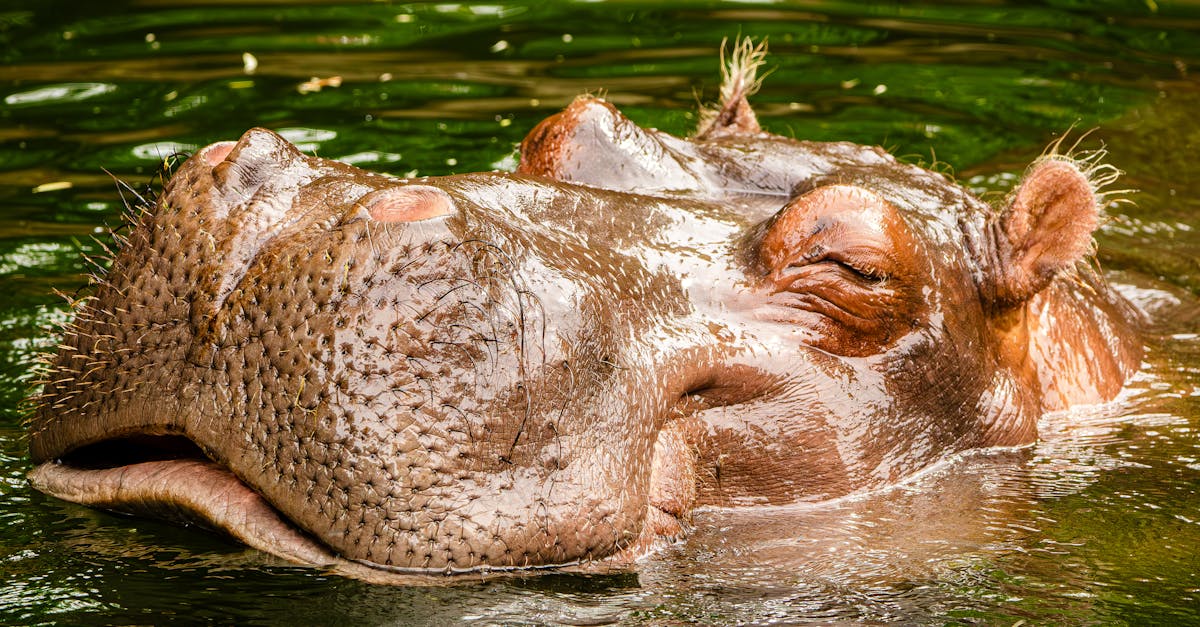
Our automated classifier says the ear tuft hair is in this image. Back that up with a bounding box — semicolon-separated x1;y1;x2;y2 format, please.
695;37;769;139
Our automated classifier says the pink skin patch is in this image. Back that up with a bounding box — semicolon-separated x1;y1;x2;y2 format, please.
358;186;456;223
200;141;237;167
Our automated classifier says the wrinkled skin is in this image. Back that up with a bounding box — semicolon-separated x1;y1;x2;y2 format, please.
27;54;1140;580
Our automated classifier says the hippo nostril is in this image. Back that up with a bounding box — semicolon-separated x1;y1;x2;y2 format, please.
355;185;456;223
211;127;301;195
200;141;237;167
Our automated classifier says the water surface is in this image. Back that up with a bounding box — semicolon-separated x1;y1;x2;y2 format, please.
1;1;1198;624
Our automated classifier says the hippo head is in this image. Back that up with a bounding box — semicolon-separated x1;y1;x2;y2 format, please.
27;44;1140;580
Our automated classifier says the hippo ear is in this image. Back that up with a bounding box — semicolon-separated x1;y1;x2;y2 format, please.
983;159;1099;309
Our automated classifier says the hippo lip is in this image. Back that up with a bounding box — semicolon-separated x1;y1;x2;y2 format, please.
27;433;358;570
27;430;681;578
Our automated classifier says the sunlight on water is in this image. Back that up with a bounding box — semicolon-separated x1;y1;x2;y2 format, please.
3;83;117;107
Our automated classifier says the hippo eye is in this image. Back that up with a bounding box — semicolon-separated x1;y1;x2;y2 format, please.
830;256;888;283
780;253;888;286
755;184;926;355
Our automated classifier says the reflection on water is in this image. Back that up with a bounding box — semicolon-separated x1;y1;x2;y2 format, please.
2;1;1199;624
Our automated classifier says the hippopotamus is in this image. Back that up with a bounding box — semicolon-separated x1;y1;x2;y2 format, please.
26;40;1140;581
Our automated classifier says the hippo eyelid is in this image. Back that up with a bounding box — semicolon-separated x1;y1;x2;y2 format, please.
827;254;889;282
782;249;890;284
779;260;886;287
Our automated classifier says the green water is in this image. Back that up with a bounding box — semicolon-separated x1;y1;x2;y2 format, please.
1;1;1198;624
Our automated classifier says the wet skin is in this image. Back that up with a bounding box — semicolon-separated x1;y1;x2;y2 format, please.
27;79;1140;580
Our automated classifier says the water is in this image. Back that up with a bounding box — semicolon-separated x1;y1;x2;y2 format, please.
2;1;1198;624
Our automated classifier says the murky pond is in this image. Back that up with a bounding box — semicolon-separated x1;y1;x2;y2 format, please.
2;1;1198;624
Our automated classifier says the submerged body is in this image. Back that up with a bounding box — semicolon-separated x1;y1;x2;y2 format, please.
27;43;1140;580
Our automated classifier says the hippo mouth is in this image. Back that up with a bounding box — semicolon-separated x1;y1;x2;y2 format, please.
29;426;690;580
28;433;379;574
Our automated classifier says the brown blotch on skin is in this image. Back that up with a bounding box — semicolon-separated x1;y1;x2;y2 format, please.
517;98;592;179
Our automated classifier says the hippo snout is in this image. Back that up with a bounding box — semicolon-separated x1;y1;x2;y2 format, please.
29;128;687;575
